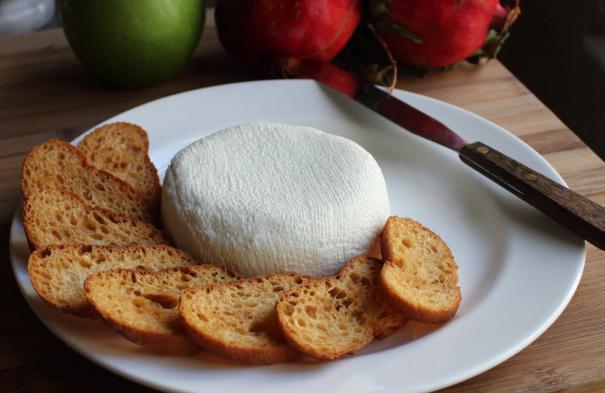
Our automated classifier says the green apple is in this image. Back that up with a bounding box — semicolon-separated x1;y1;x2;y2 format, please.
61;0;205;87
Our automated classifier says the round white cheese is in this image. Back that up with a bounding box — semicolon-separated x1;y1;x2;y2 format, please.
162;123;390;277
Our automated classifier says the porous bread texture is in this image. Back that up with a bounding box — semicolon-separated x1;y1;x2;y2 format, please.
341;257;407;340
162;123;390;278
28;245;197;317
380;216;461;323
23;190;166;249
21;139;155;222
276;256;406;360
84;265;240;354
77;122;161;210
179;272;310;364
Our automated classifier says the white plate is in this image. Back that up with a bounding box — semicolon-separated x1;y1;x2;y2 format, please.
10;80;585;393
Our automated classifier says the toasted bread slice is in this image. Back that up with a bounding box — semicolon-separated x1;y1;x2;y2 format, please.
21;140;155;222
84;265;240;354
23;190;166;249
179;273;311;364
340;257;407;340
276;257;406;360
380;216;461;323
28;245;196;317
77;123;160;210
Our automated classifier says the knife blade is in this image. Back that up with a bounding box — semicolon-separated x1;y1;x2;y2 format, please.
290;61;605;250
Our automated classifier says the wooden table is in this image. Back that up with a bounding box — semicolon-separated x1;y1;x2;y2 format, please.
1;18;604;393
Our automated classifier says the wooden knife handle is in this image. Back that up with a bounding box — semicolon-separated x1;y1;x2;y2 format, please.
459;141;605;250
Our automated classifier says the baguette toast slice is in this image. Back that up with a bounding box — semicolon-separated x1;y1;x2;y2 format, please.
380;216;461;323
77;123;161;210
21;140;155;222
28;244;196;317
276;257;406;360
84;265;240;354
23;190;166;249
179;273;311;364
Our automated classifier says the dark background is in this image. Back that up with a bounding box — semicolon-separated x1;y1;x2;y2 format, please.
499;0;605;159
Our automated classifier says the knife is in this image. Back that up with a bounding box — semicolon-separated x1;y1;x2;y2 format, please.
289;61;605;250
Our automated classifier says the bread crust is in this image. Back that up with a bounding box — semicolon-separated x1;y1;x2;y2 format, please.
84;265;240;355
85;269;193;354
22;190;166;249
380;216;461;324
179;273;310;365
77;122;161;211
28;244;197;317
276;256;407;360
275;280;372;361
179;298;299;365
20;139;156;223
101;313;199;355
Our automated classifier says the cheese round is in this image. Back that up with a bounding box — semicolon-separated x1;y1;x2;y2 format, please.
162;123;390;277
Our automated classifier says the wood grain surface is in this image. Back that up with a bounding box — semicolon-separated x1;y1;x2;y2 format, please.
1;14;604;393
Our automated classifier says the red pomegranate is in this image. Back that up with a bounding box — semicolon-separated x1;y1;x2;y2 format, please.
216;0;362;65
370;0;519;67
